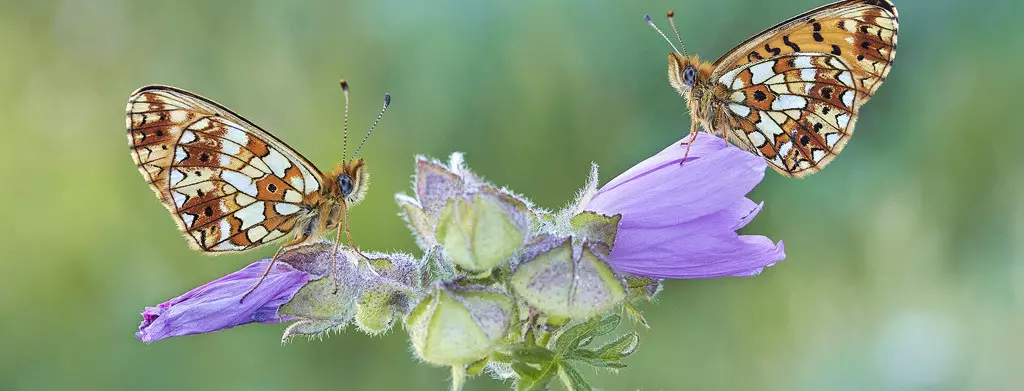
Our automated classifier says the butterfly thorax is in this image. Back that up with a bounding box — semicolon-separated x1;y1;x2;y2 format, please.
667;54;728;134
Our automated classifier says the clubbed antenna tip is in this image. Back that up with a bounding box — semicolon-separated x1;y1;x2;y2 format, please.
384;93;391;107
340;79;349;91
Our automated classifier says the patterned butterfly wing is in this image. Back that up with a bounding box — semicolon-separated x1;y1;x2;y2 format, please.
126;85;324;252
712;0;898;177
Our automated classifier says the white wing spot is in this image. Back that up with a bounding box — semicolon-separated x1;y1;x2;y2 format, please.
747;131;767;147
794;56;813;68
771;95;807;111
169;169;184;186
220;140;241;155
222;170;258;196
800;68;817;81
749;62;777;84
837;114;851;128
171;191;187;208
289;176;305;193
263;229;287;243
837;71;854;87
235;193;257;207
841;90;855;107
777;141;793;158
247;225;269;243
219;154;233;167
275;203;301;216
179;130;197;144
728;103;751;117
181;213;195;228
223;124;251;146
234;202;266;230
170;110;188;123
812;149;826;161
756;116;786;138
718;67;743;87
825;133;841;147
263;149;292;178
283;189;303;203
174;147;188;163
302;171;321;194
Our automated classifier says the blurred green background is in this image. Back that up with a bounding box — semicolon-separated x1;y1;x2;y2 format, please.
2;0;1022;390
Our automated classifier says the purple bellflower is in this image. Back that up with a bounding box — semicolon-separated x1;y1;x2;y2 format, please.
136;260;310;343
586;133;786;279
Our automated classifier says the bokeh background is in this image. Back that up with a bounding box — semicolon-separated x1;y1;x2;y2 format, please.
2;0;1022;390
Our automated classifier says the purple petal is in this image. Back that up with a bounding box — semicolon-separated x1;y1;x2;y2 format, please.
586;133;785;279
136;260;311;343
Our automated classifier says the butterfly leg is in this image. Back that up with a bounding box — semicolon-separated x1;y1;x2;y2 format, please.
239;233;306;303
329;202;371;295
678;120;699;165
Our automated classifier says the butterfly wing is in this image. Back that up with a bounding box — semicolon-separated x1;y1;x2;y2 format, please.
711;0;898;177
126;85;324;252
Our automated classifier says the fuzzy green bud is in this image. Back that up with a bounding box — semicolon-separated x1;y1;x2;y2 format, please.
436;193;525;272
406;287;514;366
511;238;626;319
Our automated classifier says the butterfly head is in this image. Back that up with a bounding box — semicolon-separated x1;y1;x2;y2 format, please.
668;53;712;97
668;53;697;93
337;159;368;205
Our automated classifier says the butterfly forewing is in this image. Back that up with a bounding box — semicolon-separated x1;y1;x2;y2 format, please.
711;0;898;177
126;86;325;252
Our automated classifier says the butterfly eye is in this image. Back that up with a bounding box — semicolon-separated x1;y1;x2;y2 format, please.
682;66;697;87
338;175;354;197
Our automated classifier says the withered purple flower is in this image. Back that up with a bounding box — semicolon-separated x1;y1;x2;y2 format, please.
585;133;785;279
136;260;310;343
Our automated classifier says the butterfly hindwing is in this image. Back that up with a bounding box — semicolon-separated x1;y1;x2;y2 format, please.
719;53;859;176
126;86;323;252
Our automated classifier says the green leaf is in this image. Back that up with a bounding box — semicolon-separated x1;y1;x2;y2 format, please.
555;314;622;353
511;345;556;364
621;301;649;329
514;361;557;391
568;349;628;369
594;332;639;360
557;364;594;391
466;357;489;376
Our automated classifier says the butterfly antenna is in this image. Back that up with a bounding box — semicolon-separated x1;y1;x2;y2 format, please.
644;14;682;55
340;79;351;162
351;93;390;160
666;10;687;55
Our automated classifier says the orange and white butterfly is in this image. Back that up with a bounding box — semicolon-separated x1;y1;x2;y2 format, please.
647;0;898;177
126;81;389;298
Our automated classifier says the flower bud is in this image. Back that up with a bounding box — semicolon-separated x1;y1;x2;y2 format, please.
511;238;625;319
436;193;526;272
406;287;513;366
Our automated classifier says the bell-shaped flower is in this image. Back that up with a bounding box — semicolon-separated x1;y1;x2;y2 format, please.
585;133;785;278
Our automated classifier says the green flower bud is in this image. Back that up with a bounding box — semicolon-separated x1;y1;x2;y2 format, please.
511;238;626;319
436;193;526;272
406;287;514;366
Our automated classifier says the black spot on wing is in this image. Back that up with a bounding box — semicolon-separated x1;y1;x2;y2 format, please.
783;36;801;52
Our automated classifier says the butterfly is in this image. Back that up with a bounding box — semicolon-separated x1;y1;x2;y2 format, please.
646;0;898;177
126;81;390;300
